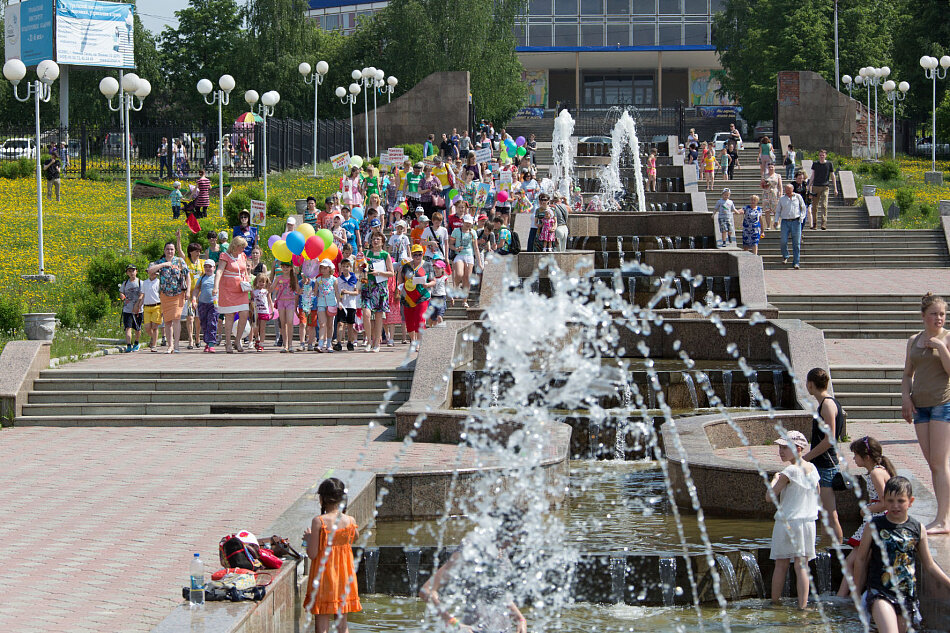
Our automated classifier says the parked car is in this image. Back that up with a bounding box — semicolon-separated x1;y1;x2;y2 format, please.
579;136;612;144
1;137;36;159
752;121;774;140
712;131;734;151
102;132;137;158
67;139;81;158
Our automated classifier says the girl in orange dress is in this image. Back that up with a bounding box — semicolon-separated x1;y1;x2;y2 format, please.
304;478;361;633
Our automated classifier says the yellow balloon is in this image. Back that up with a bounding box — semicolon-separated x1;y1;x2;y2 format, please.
272;240;292;262
296;223;315;239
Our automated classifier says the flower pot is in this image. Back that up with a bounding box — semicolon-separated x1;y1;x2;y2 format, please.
23;313;57;341
862;185;877;197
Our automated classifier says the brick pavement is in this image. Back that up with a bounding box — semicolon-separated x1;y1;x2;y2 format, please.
824;338;907;367
765;268;950;296
0;425;488;633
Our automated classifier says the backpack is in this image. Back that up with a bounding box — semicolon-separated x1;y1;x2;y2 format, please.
508;229;522;255
219;533;262;571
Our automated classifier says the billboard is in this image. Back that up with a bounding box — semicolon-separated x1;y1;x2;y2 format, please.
56;0;135;68
4;0;56;66
689;69;736;106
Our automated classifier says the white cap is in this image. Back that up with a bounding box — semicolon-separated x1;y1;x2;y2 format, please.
217;231;229;242
395;220;407;228
286;216;297;225
462;215;474;224
320;258;334;268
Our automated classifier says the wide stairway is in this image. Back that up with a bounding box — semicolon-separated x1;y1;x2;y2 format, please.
769;294;922;340
15;367;412;427
825;364;904;421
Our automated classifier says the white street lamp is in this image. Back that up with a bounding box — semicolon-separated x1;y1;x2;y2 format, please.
842;74;853;99
371;68;385;157
883;79;910;160
245;89;280;200
381;75;398;103
357;68;373;158
99;70;148;252
337;83;360;157
300;60;329;177
198;74;234;218
920;55;950;179
4;58;58;279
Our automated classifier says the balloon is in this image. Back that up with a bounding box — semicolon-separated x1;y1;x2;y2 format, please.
231;319;251;339
350;155;363;168
285;230;306;255
515;136;526;147
316;228;334;248
296;223;315;238
516;146;527;157
267;234;280;249
291;253;304;266
496;190;509;203
272;240;292;262
281;231;290;240
505;139;516;154
319;243;339;261
351;206;364;222
304;235;325;260
448;188;459;199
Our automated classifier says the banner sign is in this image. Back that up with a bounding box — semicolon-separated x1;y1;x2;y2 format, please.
330;151;350;169
4;0;55;66
249;199;266;226
515;106;544;119
697;106;741;119
56;0;135;68
386;147;405;164
473;147;492;163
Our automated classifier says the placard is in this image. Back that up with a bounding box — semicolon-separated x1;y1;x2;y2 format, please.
56;0;135;68
330;151;350;170
5;0;55;66
249;199;266;226
379;154;392;167
473;147;491;163
386;147;405;164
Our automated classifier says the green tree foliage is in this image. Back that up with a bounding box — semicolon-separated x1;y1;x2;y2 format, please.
890;0;950;123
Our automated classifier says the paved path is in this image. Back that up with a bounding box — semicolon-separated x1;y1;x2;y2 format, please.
765;268;950;296
824;338;907;367
0;425;486;633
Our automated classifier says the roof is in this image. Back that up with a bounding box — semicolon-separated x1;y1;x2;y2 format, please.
308;0;377;8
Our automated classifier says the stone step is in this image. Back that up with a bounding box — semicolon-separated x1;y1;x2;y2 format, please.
27;388;405;405
833;378;902;394
814;329;918;339
12;412;396;427
771;295;923;302
762;256;949;267
832;405;903;420
38;368;413;380
835;392;905;407
777;311;921;323
829;365;904;380
759;243;947;253
20;399;403;417
32;376;412;392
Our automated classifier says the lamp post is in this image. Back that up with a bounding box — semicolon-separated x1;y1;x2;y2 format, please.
920;55;950;179
299;60;329;176
356;68;374;159
3;58;58;278
842;74;853;99
245;89;280;200
833;0;840;91
336;83;360;156
859;67;885;159
883;80;910;160
380;75;397;103
371;68;384;158
198;74;235;218
99;72;150;252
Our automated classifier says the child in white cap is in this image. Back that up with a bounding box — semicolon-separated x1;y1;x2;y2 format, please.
314;258;342;353
768;429;820;609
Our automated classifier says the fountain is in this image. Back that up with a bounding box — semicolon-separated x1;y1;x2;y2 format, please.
739;550;766;599
599;109;647;213
658;556;678;606
552;109;576;199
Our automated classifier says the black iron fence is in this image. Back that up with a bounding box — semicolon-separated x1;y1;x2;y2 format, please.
562;103;737;143
0;117;351;180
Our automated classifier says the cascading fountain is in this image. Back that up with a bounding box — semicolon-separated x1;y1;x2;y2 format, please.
599;109;647;213
552;109;576;199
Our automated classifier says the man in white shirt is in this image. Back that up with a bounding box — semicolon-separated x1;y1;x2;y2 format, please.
776;183;807;269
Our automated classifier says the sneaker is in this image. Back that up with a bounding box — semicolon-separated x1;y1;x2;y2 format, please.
346;341;355;351
307;343;314;351
782;258;789;265
333;342;343;351
326;346;334;354
372;345;381;353
207;346;216;353
125;344;133;353
131;343;140;352
315;344;325;353
387;340;395;348
794;264;800;269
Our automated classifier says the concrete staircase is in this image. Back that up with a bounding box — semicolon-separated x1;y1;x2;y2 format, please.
759;229;950;269
771;295;924;340
828;364;904;421
15;368;412;427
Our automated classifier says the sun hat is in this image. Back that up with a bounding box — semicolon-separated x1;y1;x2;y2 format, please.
395;220;408;229
235;530;258;547
477;213;488;221
774;430;809;450
462;215;474;224
319;258;334;268
173;180;181;188
217;230;229;242
411;244;424;254
202;260;214;267
286;216;297;225
369;218;382;228
418;214;430;223
414;161;424;169
415;206;424;215
722;188;731;194
126;263;137;270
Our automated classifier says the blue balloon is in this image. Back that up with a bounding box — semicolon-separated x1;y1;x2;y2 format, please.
351;206;364;222
285;230;306;255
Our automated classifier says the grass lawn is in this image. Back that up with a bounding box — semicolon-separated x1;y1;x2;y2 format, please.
0;165;341;355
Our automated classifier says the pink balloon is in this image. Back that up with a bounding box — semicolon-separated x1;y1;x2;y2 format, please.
291;254;304;266
267;235;280;249
496;190;509;203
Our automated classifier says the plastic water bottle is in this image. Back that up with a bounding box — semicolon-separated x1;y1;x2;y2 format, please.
189;553;205;605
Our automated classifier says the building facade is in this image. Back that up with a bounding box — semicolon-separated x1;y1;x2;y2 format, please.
306;0;730;110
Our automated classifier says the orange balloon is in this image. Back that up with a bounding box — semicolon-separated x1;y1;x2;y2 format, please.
319;244;339;261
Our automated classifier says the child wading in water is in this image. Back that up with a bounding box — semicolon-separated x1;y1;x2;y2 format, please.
838;435;897;597
768;430;820;609
852;476;950;633
303;478;362;633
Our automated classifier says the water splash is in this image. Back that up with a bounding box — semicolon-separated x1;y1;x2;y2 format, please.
658;556;678;606
610;556;627;604
738;551;765;599
552;110;576;199
714;554;739;601
363;547;379;594
599;109;647;212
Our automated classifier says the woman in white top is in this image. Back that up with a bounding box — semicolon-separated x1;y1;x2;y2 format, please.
449;215;484;308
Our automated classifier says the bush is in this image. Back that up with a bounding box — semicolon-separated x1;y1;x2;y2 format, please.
141;238;166;262
86;250;147;300
895;188;915;214
76;291;110;324
920;203;934;216
85;168;111;182
0;294;24;332
267;196;286;219
224;189;252;227
0;158;34;179
57;302;78;329
874;160;901;181
396;143;424;163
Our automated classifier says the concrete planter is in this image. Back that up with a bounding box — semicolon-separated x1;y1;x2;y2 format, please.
23;313;56;341
862;184;877;197
939;200;950;217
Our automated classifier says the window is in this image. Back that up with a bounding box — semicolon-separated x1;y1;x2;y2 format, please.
581;23;604;45
584;75;636;105
606;0;629;13
633;22;656;45
555;22;577;44
580;0;603;13
685;22;707;44
606;22;630;45
684;0;706;14
323;14;340;30
555;0;577;14
658;22;681;44
530;0;553;14
514;23;527;46
632;0;655;14
710;0;724;11
634;76;654;105
529;23;553;46
658;0;681;14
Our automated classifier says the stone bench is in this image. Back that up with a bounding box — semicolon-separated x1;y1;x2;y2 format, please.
839;170;858;204
865;195;885;229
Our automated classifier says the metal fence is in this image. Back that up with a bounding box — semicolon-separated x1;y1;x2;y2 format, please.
0;117;351;180
563;103;737;143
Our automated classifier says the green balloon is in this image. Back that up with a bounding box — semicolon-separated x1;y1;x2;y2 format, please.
448;188;459;199
516;146;527;157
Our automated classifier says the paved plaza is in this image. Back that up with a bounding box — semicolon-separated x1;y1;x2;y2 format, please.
765;268;950;297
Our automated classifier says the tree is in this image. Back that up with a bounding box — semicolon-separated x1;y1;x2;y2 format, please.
889;0;950;124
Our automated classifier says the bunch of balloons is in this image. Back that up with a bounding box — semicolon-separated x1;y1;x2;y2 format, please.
268;222;338;266
502;136;529;159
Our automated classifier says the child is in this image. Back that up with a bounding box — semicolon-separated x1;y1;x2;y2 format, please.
647;149;657;192
250;273;272;352
335;258;359;351
768;430;820;610
720;147;730;181
341;206;362;253
303;478;362;633
270;262;300;353
170;181;183;219
141;267;162;352
703;145;719;190
538;204;556;252
387;220;411;265
715;188;736;248
119;264;144;352
784;144;797;181
852;477;950;633
196;259;219;352
298;269;318;351
331;213;347;249
736;194;764;255
837;435;897;597
427;257;449;327
493;216;512;256
803;367;845;542
314;259;342;353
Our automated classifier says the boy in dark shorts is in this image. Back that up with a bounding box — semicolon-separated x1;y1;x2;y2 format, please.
852;476;950;633
119;264;144;352
334;258;359;351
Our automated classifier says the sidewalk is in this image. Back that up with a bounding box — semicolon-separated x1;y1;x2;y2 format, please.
765;268;950;296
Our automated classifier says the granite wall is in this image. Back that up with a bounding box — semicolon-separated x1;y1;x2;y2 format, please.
776;71;854;155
